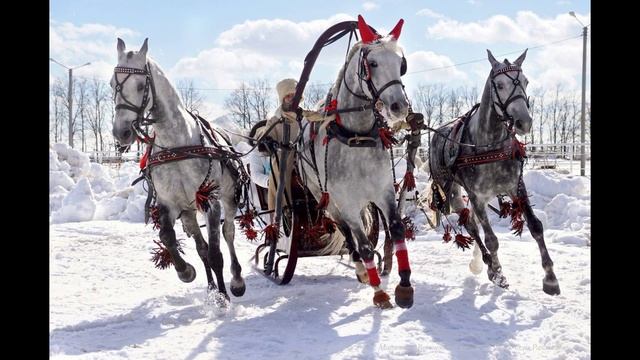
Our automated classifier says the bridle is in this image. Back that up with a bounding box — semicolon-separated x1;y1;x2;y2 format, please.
490;65;530;131
113;63;158;142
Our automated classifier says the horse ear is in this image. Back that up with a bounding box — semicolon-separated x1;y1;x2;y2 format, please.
139;38;149;58
514;48;528;66
117;38;126;55
487;49;499;69
388;19;404;40
357;15;379;44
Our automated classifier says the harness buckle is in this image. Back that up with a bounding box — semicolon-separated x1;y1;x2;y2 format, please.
347;136;376;147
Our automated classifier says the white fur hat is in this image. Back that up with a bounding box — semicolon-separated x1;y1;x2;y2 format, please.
276;78;298;104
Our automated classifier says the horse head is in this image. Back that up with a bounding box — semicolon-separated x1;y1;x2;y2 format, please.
342;15;408;124
111;38;155;146
487;49;532;135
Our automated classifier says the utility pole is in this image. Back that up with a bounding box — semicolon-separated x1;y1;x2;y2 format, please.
50;58;91;148
569;11;589;176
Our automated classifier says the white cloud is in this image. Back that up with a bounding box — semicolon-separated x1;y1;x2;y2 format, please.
416;8;446;19
405;51;467;85
427;11;589;45
362;2;379;11
50;20;140;81
170;47;282;89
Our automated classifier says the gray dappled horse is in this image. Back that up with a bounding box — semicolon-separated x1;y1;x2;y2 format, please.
429;49;560;295
111;38;245;302
299;16;414;308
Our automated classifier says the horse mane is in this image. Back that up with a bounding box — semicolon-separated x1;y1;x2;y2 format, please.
329;38;404;99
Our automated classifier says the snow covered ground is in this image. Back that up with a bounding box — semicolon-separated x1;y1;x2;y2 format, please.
50;144;590;359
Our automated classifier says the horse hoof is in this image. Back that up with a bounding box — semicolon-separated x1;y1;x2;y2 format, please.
469;260;483;275
177;263;196;283
356;271;370;284
394;284;414;309
231;278;246;297
543;276;561;295
373;290;393;309
489;271;509;289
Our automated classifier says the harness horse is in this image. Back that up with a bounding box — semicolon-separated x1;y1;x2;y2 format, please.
110;38;248;304
256;15;415;309
429;49;560;295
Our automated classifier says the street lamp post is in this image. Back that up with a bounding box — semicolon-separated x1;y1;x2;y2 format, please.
49;58;91;149
569;11;588;176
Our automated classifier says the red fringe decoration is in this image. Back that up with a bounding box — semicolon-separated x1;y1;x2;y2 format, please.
263;223;280;245
324;99;341;125
322;135;330;145
513;138;527;159
457;208;470;226
403;171;416;190
499;201;511;218
378;127;397;149
402;216;416;241
150;239;185;270
195;181;220;212
310;129;317;141
454;234;474;251
149;205;161;230
238;211;258;241
316;191;330;210
443;225;452;243
139;144;152;169
510;197;527;236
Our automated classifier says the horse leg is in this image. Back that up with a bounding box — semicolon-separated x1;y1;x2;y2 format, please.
518;181;561;295
337;220;368;284
450;184;488;275
467;192;509;289
451;183;487;275
350;219;392;309
221;195;245;297
204;199;229;300
180;210;215;290
383;202;414;309
157;204;196;282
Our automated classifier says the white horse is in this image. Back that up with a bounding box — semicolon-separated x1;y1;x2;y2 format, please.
110;38;246;302
298;15;414;308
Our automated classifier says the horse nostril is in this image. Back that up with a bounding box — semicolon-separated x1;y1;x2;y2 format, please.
515;119;523;129
390;102;400;112
122;129;132;139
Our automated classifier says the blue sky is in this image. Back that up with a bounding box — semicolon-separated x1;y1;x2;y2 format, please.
50;0;590;118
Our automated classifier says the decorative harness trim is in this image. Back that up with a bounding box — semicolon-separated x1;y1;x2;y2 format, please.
147;146;229;167
454;137;526;168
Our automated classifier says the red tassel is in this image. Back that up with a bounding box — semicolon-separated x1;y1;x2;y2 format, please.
263;223;280;245
139;144;152;169
310;130;317;141
243;228;258;241
402;216;416;241
150;239;184;270
317;191;330;210
403;171;416;190
378;127;397;149
443;225;452;243
457;208;470;226
322;135;330;145
513;138;527;159
149;205;161;230
195;181;220;212
510;196;527;236
454;234;474;251
499;201;511;218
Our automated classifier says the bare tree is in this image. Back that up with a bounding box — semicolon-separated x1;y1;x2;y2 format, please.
412;83;437;146
87;78;110;152
304;82;331;109
224;82;252;129
51;79;67;143
448;88;462;120
178;79;206;116
461;86;479;109
75;79;89;152
248;78;273;124
434;84;447;125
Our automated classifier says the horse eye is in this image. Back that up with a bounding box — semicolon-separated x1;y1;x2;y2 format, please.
497;83;504;90
369;61;378;68
137;83;144;92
